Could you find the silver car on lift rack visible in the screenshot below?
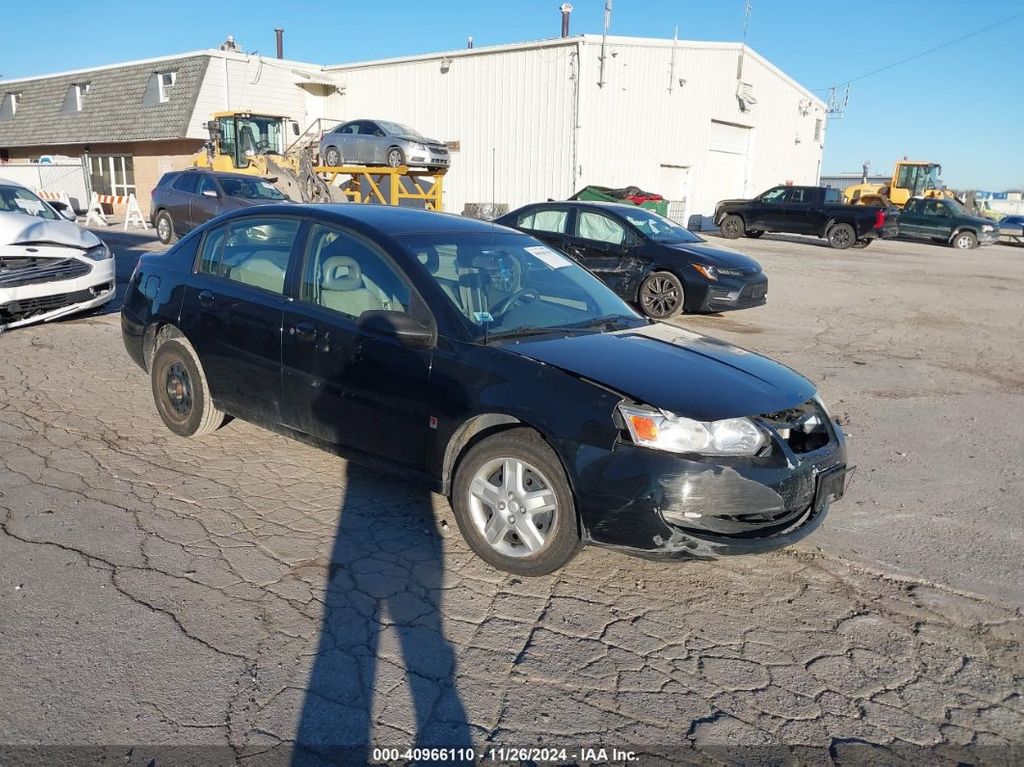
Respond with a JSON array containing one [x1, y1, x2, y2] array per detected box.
[[318, 119, 450, 169]]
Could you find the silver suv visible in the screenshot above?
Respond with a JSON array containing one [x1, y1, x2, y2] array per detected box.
[[318, 119, 450, 169]]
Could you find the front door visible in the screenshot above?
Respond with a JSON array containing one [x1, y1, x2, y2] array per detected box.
[[178, 215, 303, 422], [748, 187, 788, 231], [280, 222, 433, 470], [919, 199, 956, 241], [564, 209, 639, 297]]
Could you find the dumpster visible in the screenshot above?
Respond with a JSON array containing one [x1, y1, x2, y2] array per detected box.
[[571, 185, 669, 217]]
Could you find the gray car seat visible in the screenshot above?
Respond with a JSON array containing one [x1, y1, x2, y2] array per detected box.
[[319, 255, 383, 317]]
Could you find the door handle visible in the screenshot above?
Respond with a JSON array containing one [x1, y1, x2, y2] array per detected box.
[[197, 289, 215, 306], [289, 321, 317, 342]]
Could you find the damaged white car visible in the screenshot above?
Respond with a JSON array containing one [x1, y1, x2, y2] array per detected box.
[[0, 179, 115, 331]]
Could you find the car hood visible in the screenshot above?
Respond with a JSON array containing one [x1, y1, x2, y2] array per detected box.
[[661, 241, 762, 272], [716, 197, 752, 208], [504, 323, 814, 421], [0, 211, 101, 250]]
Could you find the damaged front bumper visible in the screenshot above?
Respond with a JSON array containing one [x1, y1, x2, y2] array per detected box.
[[0, 256, 116, 331], [570, 399, 848, 559]]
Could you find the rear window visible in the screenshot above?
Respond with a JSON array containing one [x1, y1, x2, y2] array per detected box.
[[172, 173, 200, 193], [824, 187, 841, 203], [156, 173, 178, 188]]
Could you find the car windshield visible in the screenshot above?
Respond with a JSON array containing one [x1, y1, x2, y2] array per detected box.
[[944, 199, 968, 216], [620, 207, 702, 243], [220, 177, 287, 200], [378, 121, 424, 140], [0, 186, 58, 220], [398, 231, 644, 340]]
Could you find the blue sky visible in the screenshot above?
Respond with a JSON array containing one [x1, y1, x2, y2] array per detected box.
[[2, 0, 1021, 189]]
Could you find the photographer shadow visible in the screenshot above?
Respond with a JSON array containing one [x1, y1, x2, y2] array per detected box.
[[292, 462, 472, 765]]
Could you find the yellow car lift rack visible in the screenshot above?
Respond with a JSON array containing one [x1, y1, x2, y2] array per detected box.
[[313, 165, 447, 210]]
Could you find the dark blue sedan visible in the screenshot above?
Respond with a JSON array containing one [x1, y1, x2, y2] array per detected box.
[[121, 205, 847, 575]]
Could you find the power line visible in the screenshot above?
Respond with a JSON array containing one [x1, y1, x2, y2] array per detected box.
[[812, 10, 1024, 92]]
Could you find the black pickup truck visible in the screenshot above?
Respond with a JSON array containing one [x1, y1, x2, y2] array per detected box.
[[714, 185, 899, 249]]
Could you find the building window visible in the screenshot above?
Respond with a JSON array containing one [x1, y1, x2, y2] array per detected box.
[[61, 83, 90, 114], [0, 93, 21, 121], [88, 155, 135, 197], [158, 71, 176, 103], [814, 119, 823, 143]]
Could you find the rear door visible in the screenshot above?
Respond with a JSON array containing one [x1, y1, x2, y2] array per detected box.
[[564, 208, 640, 297], [514, 205, 572, 251], [899, 199, 926, 239], [168, 172, 200, 233], [357, 120, 386, 164], [280, 222, 433, 469], [188, 173, 223, 230], [780, 187, 821, 234], [178, 215, 304, 422]]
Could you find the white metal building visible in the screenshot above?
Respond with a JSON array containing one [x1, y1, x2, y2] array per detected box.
[[319, 35, 827, 226], [2, 35, 825, 225]]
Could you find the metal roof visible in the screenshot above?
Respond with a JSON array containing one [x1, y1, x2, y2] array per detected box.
[[0, 55, 209, 148]]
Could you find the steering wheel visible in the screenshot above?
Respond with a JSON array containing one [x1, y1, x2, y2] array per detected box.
[[492, 288, 540, 317], [255, 139, 272, 153]]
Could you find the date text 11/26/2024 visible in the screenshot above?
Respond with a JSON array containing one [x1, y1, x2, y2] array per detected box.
[[372, 747, 639, 763]]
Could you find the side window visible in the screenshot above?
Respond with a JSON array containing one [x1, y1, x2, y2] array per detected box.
[[196, 175, 218, 197], [904, 200, 919, 214], [576, 211, 626, 245], [924, 200, 945, 218], [301, 223, 412, 320], [824, 188, 841, 204], [197, 217, 299, 295], [172, 173, 199, 193], [788, 188, 809, 204], [518, 208, 568, 235], [760, 187, 787, 204]]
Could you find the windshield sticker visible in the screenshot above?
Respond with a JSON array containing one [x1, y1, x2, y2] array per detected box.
[[13, 198, 46, 215], [473, 311, 494, 323], [525, 245, 572, 269]]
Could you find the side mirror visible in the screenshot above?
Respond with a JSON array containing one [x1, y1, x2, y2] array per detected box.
[[358, 310, 435, 349], [49, 201, 77, 221], [201, 189, 219, 198], [290, 121, 300, 136]]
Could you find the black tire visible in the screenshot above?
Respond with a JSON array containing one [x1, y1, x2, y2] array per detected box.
[[324, 146, 341, 166], [155, 210, 175, 245], [451, 428, 581, 576], [151, 338, 225, 437], [851, 239, 871, 249], [719, 214, 744, 239], [745, 230, 764, 238], [639, 271, 685, 319], [386, 146, 405, 168], [826, 223, 856, 249], [951, 230, 978, 250]]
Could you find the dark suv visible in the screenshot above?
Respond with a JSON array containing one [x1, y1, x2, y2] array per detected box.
[[150, 169, 291, 244]]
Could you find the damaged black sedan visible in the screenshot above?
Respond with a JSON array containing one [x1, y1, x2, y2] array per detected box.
[[496, 201, 767, 319], [121, 205, 847, 576]]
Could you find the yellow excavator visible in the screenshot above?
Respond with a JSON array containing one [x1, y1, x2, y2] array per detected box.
[[193, 111, 345, 202], [843, 160, 953, 208]]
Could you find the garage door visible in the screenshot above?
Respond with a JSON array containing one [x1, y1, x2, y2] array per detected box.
[[698, 121, 751, 228]]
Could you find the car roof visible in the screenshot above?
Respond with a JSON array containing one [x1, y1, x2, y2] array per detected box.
[[171, 168, 269, 181], [516, 200, 654, 215], [0, 177, 30, 190], [218, 203, 521, 235]]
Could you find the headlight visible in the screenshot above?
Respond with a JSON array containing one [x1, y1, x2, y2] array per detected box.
[[619, 404, 766, 456], [982, 225, 994, 232], [83, 243, 111, 261], [691, 263, 718, 281]]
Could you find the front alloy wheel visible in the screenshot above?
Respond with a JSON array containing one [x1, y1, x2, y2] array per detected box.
[[952, 231, 978, 249], [468, 458, 556, 558], [639, 271, 685, 319]]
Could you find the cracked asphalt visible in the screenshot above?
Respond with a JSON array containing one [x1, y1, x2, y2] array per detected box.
[[0, 229, 1022, 764]]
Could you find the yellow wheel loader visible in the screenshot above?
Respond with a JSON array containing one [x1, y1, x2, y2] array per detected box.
[[843, 161, 953, 209], [193, 111, 345, 203]]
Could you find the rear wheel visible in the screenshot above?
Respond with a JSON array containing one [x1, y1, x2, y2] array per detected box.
[[851, 239, 871, 249], [720, 214, 744, 239], [155, 211, 175, 245], [324, 146, 341, 166], [826, 223, 856, 249], [386, 146, 405, 168], [952, 231, 978, 249], [151, 339, 224, 437], [639, 271, 685, 319], [451, 429, 581, 576]]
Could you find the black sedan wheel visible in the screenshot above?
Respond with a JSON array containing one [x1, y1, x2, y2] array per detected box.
[[151, 339, 224, 437], [639, 271, 685, 319], [155, 211, 175, 245], [720, 214, 744, 239], [827, 223, 856, 249], [451, 428, 581, 576]]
